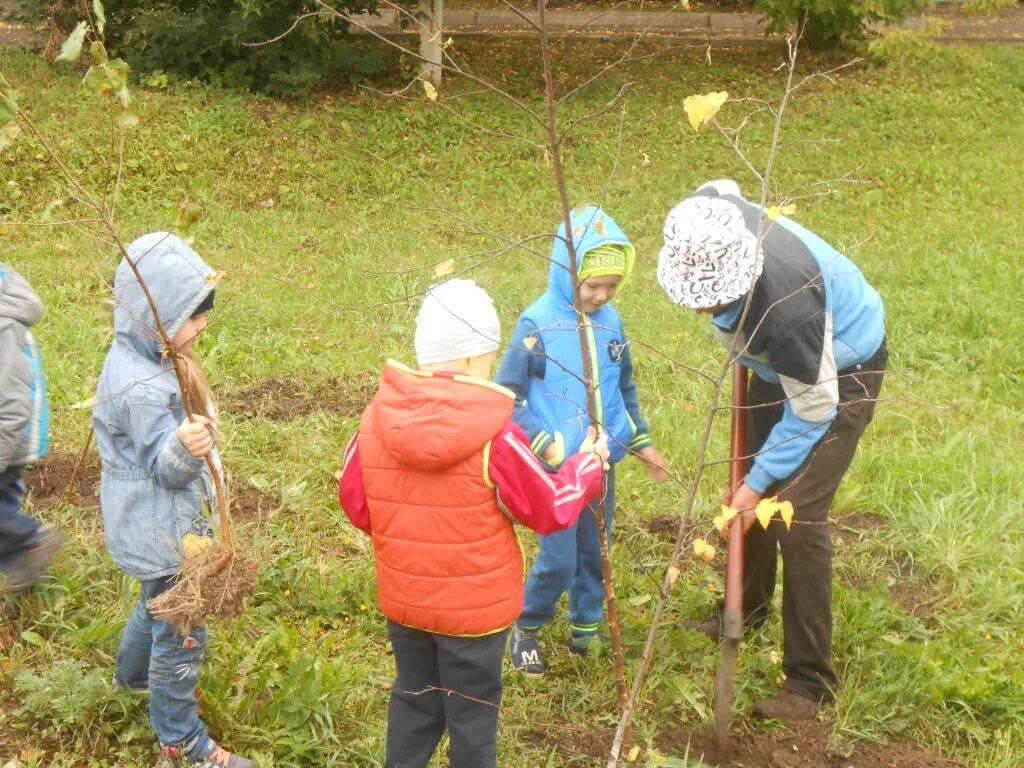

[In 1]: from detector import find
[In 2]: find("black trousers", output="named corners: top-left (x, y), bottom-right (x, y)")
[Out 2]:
top-left (385, 621), bottom-right (509, 768)
top-left (742, 340), bottom-right (887, 703)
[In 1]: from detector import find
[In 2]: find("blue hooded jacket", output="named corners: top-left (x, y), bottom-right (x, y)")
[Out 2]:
top-left (93, 233), bottom-right (217, 581)
top-left (496, 207), bottom-right (650, 465)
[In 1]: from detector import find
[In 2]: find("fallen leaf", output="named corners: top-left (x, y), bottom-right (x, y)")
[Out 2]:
top-left (422, 80), bottom-right (438, 102)
top-left (627, 745), bottom-right (641, 762)
top-left (666, 565), bottom-right (681, 586)
top-left (433, 258), bottom-right (455, 278)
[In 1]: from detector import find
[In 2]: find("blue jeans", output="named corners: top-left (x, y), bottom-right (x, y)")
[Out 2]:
top-left (0, 465), bottom-right (39, 571)
top-left (116, 576), bottom-right (210, 755)
top-left (519, 469), bottom-right (615, 636)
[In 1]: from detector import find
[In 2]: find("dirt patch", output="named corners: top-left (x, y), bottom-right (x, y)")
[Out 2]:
top-left (643, 514), bottom-right (684, 539)
top-left (23, 452), bottom-right (100, 510)
top-left (831, 510), bottom-right (886, 534)
top-left (231, 483), bottom-right (280, 520)
top-left (887, 555), bottom-right (940, 617)
top-left (657, 721), bottom-right (960, 768)
top-left (227, 373), bottom-right (377, 422)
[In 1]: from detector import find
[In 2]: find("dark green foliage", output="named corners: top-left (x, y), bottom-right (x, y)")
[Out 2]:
top-left (752, 0), bottom-right (929, 48)
top-left (19, 0), bottom-right (407, 94)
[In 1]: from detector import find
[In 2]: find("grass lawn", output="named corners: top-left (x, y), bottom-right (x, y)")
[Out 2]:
top-left (1, 31), bottom-right (1022, 768)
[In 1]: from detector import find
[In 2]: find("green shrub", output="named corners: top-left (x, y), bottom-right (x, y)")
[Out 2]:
top-left (18, 0), bottom-right (409, 94)
top-left (752, 0), bottom-right (929, 48)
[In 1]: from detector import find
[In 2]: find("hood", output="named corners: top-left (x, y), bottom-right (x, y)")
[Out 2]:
top-left (546, 206), bottom-right (635, 309)
top-left (0, 265), bottom-right (43, 328)
top-left (369, 360), bottom-right (514, 472)
top-left (113, 233), bottom-right (215, 359)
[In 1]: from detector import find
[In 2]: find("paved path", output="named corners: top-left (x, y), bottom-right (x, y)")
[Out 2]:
top-left (354, 4), bottom-right (1024, 44)
top-left (2, 2), bottom-right (1023, 48)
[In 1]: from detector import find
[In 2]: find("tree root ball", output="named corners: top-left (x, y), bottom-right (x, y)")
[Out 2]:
top-left (147, 546), bottom-right (258, 635)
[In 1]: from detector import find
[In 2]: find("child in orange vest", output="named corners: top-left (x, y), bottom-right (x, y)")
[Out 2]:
top-left (338, 278), bottom-right (609, 768)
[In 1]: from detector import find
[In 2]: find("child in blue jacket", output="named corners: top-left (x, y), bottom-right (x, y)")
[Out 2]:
top-left (498, 206), bottom-right (668, 676)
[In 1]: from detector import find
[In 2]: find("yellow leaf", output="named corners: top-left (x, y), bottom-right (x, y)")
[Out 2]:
top-left (627, 745), bottom-right (641, 762)
top-left (766, 206), bottom-right (781, 220)
top-left (666, 565), bottom-right (681, 586)
top-left (693, 538), bottom-right (716, 564)
top-left (778, 500), bottom-right (795, 530)
top-left (422, 80), bottom-right (438, 102)
top-left (781, 203), bottom-right (797, 216)
top-left (720, 504), bottom-right (738, 523)
top-left (683, 91), bottom-right (728, 132)
top-left (713, 515), bottom-right (727, 534)
top-left (433, 258), bottom-right (455, 278)
top-left (523, 335), bottom-right (537, 351)
top-left (755, 497), bottom-right (780, 530)
top-left (701, 542), bottom-right (716, 564)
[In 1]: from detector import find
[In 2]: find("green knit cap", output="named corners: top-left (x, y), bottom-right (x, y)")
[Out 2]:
top-left (578, 243), bottom-right (627, 281)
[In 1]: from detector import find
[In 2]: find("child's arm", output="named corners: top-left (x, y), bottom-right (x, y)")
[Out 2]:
top-left (487, 422), bottom-right (606, 535)
top-left (337, 433), bottom-right (371, 534)
top-left (620, 340), bottom-right (669, 481)
top-left (0, 325), bottom-right (32, 473)
top-left (495, 317), bottom-right (556, 459)
top-left (124, 384), bottom-right (206, 489)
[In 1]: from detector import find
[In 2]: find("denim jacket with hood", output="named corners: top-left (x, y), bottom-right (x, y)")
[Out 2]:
top-left (93, 233), bottom-right (217, 581)
top-left (0, 264), bottom-right (49, 473)
top-left (496, 206), bottom-right (650, 465)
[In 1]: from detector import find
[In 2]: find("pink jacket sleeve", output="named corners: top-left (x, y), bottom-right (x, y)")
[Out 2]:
top-left (337, 433), bottom-right (371, 534)
top-left (487, 422), bottom-right (605, 535)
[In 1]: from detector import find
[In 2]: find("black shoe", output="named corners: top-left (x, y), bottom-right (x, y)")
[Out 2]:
top-left (510, 628), bottom-right (545, 677)
top-left (752, 690), bottom-right (821, 720)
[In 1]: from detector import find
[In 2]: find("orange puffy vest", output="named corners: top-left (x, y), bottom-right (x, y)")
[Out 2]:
top-left (359, 361), bottom-right (524, 636)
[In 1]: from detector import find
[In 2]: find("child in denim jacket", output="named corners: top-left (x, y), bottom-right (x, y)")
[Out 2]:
top-left (93, 233), bottom-right (252, 768)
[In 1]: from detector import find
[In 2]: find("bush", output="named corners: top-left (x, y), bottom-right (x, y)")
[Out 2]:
top-left (752, 0), bottom-right (928, 48)
top-left (19, 0), bottom-right (409, 94)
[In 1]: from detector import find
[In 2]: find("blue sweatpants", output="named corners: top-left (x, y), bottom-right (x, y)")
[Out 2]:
top-left (518, 469), bottom-right (615, 637)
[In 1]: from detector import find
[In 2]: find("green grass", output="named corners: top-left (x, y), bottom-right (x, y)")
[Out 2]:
top-left (1, 33), bottom-right (1023, 767)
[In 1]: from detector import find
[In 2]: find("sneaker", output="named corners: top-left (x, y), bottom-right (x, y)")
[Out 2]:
top-left (509, 627), bottom-right (545, 677)
top-left (156, 743), bottom-right (255, 768)
top-left (751, 689), bottom-right (821, 721)
top-left (1, 527), bottom-right (64, 594)
top-left (567, 633), bottom-right (601, 657)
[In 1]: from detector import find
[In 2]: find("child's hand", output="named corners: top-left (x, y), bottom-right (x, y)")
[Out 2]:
top-left (637, 445), bottom-right (670, 482)
top-left (579, 427), bottom-right (610, 470)
top-left (177, 415), bottom-right (215, 458)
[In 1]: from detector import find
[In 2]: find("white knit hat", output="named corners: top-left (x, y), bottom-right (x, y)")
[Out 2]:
top-left (657, 196), bottom-right (762, 310)
top-left (414, 279), bottom-right (501, 366)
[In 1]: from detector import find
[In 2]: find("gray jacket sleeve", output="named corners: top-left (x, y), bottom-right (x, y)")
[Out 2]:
top-left (0, 324), bottom-right (32, 473)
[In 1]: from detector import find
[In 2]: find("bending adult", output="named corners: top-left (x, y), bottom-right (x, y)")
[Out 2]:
top-left (657, 180), bottom-right (887, 720)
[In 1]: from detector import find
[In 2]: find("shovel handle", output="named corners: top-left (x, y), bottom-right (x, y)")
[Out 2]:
top-left (724, 363), bottom-right (748, 617)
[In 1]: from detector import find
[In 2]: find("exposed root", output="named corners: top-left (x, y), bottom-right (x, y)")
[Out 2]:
top-left (147, 546), bottom-right (258, 635)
